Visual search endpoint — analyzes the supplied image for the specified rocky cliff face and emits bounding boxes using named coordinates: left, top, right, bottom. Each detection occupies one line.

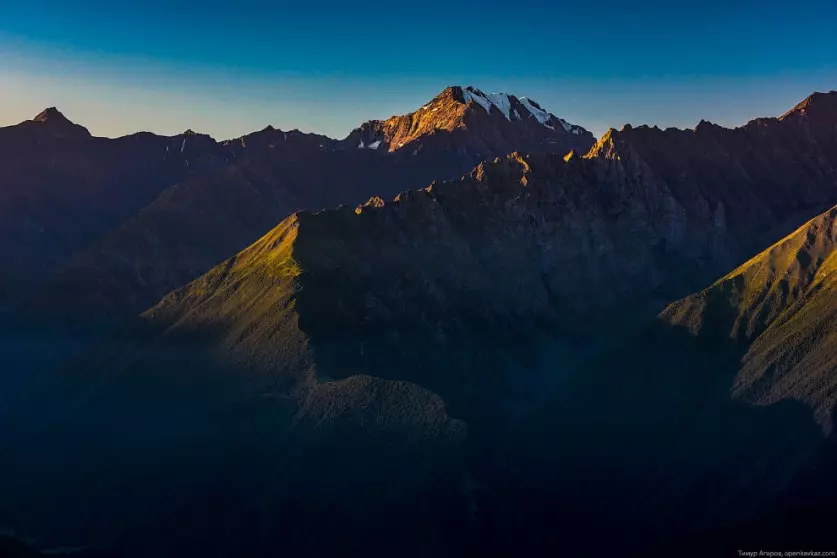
left=589, top=91, right=837, bottom=247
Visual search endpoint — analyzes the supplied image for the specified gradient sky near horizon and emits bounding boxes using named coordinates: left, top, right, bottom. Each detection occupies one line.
left=2, top=0, right=836, bottom=140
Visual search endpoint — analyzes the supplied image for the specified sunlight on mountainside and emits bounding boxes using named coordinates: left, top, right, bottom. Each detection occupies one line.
left=663, top=206, right=837, bottom=431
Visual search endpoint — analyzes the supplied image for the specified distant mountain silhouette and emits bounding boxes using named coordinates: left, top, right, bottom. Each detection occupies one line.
left=0, top=109, right=226, bottom=314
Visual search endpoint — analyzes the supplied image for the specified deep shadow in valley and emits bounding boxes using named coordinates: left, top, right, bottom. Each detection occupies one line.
left=0, top=315, right=474, bottom=558
left=2, top=290, right=836, bottom=557
left=481, top=319, right=834, bottom=557
left=292, top=271, right=837, bottom=557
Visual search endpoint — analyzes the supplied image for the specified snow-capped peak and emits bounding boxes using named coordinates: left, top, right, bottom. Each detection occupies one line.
left=460, top=86, right=579, bottom=134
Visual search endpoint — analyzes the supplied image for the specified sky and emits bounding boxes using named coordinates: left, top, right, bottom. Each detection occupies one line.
left=1, top=0, right=836, bottom=140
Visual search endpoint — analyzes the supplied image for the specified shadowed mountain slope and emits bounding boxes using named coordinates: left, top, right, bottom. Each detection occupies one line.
left=0, top=109, right=227, bottom=313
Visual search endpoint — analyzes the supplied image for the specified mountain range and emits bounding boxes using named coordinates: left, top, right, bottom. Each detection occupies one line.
left=2, top=87, right=837, bottom=557
left=4, top=86, right=593, bottom=334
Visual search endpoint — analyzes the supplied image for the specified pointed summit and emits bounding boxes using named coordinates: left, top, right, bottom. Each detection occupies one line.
left=33, top=106, right=71, bottom=124
left=780, top=90, right=837, bottom=121
left=30, top=107, right=90, bottom=138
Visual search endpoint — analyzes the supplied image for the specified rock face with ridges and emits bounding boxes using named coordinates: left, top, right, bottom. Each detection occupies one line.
left=346, top=85, right=595, bottom=158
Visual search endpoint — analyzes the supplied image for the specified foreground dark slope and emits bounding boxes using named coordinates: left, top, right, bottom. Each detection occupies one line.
left=0, top=535, right=118, bottom=558
left=7, top=86, right=837, bottom=556
left=15, top=86, right=594, bottom=335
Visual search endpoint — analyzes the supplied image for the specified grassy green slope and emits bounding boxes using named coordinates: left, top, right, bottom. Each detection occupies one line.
left=663, top=206, right=837, bottom=430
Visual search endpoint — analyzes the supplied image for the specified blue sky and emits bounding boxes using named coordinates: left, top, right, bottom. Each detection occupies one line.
left=2, top=0, right=836, bottom=139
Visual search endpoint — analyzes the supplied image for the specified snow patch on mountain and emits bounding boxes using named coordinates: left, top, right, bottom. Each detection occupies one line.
left=461, top=87, right=582, bottom=134
left=358, top=139, right=382, bottom=150
left=485, top=92, right=513, bottom=120
left=462, top=87, right=513, bottom=121
left=462, top=88, right=494, bottom=115
left=519, top=97, right=550, bottom=125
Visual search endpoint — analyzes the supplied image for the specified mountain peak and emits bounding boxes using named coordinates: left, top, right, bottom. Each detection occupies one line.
left=780, top=90, right=837, bottom=121
left=31, top=106, right=90, bottom=138
left=347, top=85, right=594, bottom=156
left=33, top=107, right=70, bottom=124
